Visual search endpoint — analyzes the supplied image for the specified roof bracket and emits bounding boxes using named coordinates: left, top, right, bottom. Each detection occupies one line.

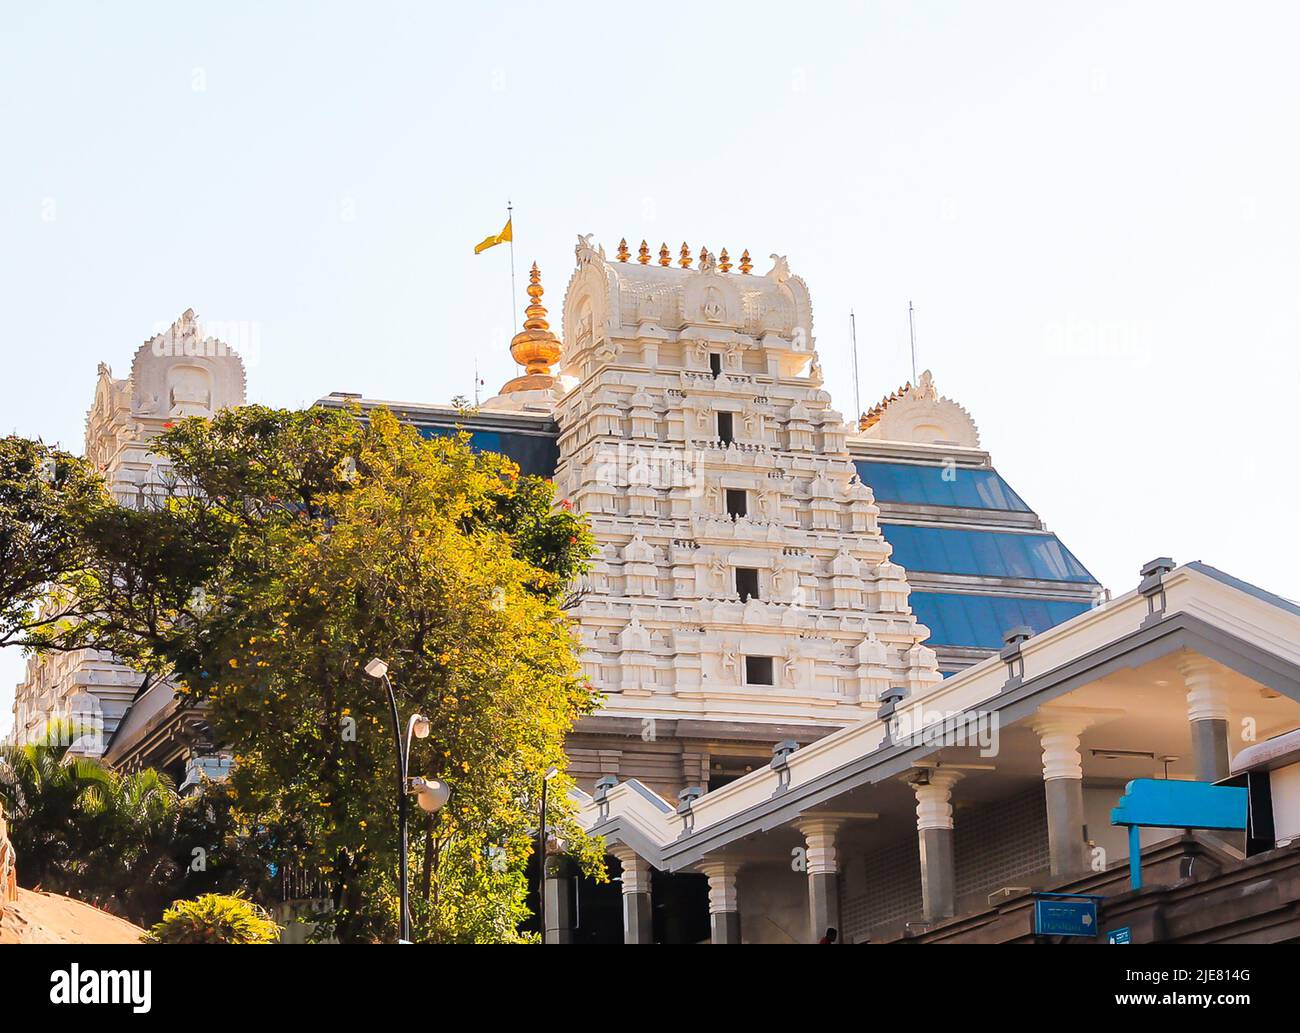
left=1000, top=625, right=1033, bottom=690
left=1139, top=556, right=1175, bottom=628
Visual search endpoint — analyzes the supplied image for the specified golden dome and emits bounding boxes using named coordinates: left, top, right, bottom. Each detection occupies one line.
left=500, top=262, right=562, bottom=395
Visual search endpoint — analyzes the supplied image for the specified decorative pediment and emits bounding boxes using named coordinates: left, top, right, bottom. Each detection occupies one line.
left=128, top=310, right=246, bottom=420
left=859, top=369, right=980, bottom=448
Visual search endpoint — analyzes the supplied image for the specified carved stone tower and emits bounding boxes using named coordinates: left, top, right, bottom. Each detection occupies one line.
left=522, top=236, right=942, bottom=792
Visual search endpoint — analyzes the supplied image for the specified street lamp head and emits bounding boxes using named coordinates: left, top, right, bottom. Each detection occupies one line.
left=410, top=777, right=450, bottom=814
left=411, top=714, right=431, bottom=739
left=543, top=766, right=559, bottom=782
left=364, top=658, right=389, bottom=679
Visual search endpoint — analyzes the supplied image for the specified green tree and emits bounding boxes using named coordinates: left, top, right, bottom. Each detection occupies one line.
left=67, top=405, right=604, bottom=941
left=0, top=437, right=108, bottom=650
left=0, top=722, right=115, bottom=892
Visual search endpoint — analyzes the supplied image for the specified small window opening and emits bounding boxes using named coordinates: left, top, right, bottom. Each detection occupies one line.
left=745, top=656, right=774, bottom=685
left=735, top=567, right=760, bottom=601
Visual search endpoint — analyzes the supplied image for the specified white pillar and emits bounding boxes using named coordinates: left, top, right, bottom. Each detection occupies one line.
left=699, top=858, right=741, bottom=944
left=1179, top=654, right=1231, bottom=782
left=911, top=770, right=962, bottom=921
left=609, top=846, right=653, bottom=944
left=795, top=816, right=843, bottom=942
left=1031, top=711, right=1092, bottom=877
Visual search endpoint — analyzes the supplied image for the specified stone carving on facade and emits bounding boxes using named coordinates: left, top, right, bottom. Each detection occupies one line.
left=702, top=286, right=723, bottom=321
left=720, top=645, right=739, bottom=681
left=576, top=233, right=604, bottom=265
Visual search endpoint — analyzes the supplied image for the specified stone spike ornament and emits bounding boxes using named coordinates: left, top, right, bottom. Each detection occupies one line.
left=718, top=248, right=732, bottom=273
left=499, top=262, right=562, bottom=394
left=739, top=249, right=753, bottom=274
left=679, top=242, right=692, bottom=269
left=638, top=240, right=651, bottom=265
left=658, top=242, right=672, bottom=267
left=617, top=238, right=630, bottom=262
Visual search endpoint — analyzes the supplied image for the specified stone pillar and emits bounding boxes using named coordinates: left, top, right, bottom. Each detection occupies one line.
left=910, top=770, right=962, bottom=922
left=609, top=846, right=653, bottom=944
left=1031, top=713, right=1091, bottom=878
left=543, top=855, right=575, bottom=944
left=795, top=817, right=843, bottom=942
left=1180, top=655, right=1231, bottom=783
left=699, top=858, right=742, bottom=944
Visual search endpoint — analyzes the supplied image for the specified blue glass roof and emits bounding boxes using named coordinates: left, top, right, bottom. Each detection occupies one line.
left=910, top=592, right=1093, bottom=650
left=854, top=460, right=1031, bottom=512
left=420, top=426, right=559, bottom=478
left=881, top=523, right=1096, bottom=583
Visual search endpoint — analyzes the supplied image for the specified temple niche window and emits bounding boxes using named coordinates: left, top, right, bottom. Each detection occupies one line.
left=735, top=567, right=760, bottom=602
left=166, top=364, right=213, bottom=417
left=745, top=656, right=774, bottom=686
left=709, top=352, right=722, bottom=378
left=717, top=411, right=734, bottom=445
left=725, top=488, right=747, bottom=519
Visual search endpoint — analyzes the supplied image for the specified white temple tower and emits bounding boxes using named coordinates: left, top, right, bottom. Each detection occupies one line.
left=479, top=237, right=943, bottom=793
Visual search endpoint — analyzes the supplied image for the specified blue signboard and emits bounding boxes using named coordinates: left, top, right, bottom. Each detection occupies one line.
left=1107, top=927, right=1132, bottom=944
left=1111, top=779, right=1248, bottom=889
left=1111, top=778, right=1248, bottom=831
left=1033, top=893, right=1101, bottom=937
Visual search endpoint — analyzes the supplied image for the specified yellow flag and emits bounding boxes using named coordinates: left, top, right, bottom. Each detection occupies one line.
left=474, top=217, right=512, bottom=254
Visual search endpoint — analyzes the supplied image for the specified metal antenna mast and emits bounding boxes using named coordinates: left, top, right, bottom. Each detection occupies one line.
left=507, top=199, right=518, bottom=330
left=849, top=309, right=861, bottom=425
left=908, top=299, right=919, bottom=385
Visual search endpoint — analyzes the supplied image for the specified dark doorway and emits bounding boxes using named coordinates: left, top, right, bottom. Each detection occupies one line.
left=725, top=488, right=747, bottom=519
left=652, top=868, right=710, bottom=944
left=717, top=411, right=734, bottom=445
left=709, top=352, right=722, bottom=377
left=574, top=857, right=624, bottom=944
left=746, top=655, right=774, bottom=685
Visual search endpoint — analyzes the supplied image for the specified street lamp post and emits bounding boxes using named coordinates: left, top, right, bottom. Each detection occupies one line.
left=538, top=765, right=559, bottom=943
left=364, top=658, right=449, bottom=943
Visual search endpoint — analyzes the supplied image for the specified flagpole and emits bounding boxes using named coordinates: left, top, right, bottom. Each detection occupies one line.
left=507, top=200, right=517, bottom=329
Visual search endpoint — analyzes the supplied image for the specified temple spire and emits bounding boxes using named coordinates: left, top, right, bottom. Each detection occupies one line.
left=499, top=262, right=562, bottom=394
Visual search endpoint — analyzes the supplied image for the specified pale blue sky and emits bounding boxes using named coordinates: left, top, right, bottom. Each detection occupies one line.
left=2, top=2, right=1297, bottom=731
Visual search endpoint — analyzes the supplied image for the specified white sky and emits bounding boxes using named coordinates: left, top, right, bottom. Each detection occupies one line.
left=2, top=2, right=1297, bottom=734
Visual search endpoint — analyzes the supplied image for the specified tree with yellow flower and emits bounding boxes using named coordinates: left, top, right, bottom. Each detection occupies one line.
left=61, top=404, right=602, bottom=942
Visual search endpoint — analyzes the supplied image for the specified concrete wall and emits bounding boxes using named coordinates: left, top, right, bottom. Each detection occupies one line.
left=737, top=863, right=808, bottom=944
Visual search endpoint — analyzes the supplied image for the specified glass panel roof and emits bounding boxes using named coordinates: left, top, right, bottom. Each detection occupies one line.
left=419, top=426, right=559, bottom=478
left=854, top=460, right=1031, bottom=512
left=910, top=592, right=1094, bottom=650
left=882, top=523, right=1096, bottom=582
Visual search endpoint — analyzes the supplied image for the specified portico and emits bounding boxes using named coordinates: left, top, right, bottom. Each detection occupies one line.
left=575, top=560, right=1300, bottom=942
